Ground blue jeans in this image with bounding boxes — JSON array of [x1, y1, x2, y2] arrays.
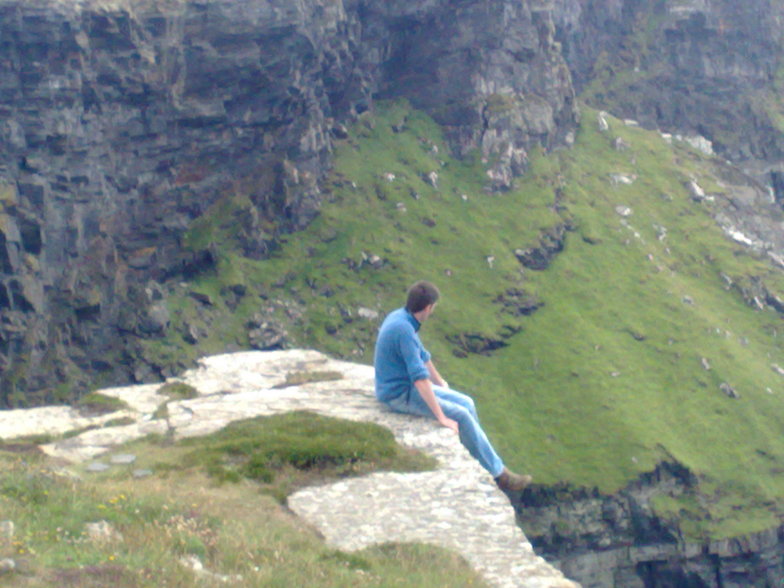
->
[[384, 385, 505, 477]]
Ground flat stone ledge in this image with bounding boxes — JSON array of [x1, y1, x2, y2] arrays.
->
[[0, 349, 578, 587]]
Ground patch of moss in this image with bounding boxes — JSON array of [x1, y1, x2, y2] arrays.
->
[[178, 411, 436, 494], [102, 416, 137, 428], [274, 370, 343, 388], [157, 382, 200, 400], [74, 392, 130, 416], [151, 403, 170, 421]]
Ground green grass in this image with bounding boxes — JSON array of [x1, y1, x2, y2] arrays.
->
[[75, 393, 130, 416], [156, 382, 199, 400], [0, 415, 478, 587], [172, 411, 436, 500], [137, 99, 784, 542]]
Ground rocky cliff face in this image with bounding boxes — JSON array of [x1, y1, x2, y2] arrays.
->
[[553, 0, 784, 187], [514, 463, 784, 587], [0, 0, 577, 403]]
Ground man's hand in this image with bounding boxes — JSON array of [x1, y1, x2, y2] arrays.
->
[[414, 378, 459, 434], [438, 416, 459, 434]]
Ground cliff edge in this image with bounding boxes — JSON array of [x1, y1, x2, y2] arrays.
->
[[0, 348, 578, 587]]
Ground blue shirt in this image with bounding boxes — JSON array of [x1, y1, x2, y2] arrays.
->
[[374, 307, 432, 401]]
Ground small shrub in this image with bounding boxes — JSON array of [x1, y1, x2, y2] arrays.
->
[[151, 403, 170, 421], [181, 411, 434, 489], [157, 382, 199, 400], [75, 393, 129, 416], [103, 417, 136, 428], [0, 433, 54, 446], [273, 370, 343, 388]]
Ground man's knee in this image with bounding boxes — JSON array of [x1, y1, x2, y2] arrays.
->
[[449, 405, 477, 426]]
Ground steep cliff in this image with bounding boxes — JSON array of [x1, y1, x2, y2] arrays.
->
[[553, 0, 784, 185], [0, 0, 577, 403]]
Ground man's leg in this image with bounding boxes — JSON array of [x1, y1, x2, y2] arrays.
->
[[385, 386, 504, 477]]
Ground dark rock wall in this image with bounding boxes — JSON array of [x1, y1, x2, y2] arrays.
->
[[514, 463, 784, 587], [553, 0, 784, 167], [0, 0, 576, 403]]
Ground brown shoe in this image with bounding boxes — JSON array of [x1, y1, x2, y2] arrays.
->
[[495, 468, 532, 492]]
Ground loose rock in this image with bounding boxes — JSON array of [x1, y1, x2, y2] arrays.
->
[[0, 521, 13, 539], [85, 520, 123, 543], [720, 382, 740, 399], [0, 559, 15, 574], [110, 454, 137, 465], [86, 462, 110, 473]]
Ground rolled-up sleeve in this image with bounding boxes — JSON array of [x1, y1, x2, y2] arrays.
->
[[399, 329, 430, 382]]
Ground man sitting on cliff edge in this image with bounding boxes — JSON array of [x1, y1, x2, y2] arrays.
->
[[374, 280, 532, 492]]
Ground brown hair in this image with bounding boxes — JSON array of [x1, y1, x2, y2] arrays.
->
[[405, 281, 440, 313]]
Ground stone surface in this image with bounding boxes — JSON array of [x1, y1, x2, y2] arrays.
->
[[109, 453, 137, 465], [1, 349, 577, 588], [86, 462, 110, 473], [85, 520, 123, 543], [0, 521, 13, 539]]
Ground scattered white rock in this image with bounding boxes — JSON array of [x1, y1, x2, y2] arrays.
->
[[726, 227, 755, 247], [610, 173, 636, 185], [460, 194, 469, 201], [85, 520, 123, 543], [720, 382, 740, 399], [597, 111, 609, 132], [382, 172, 396, 182], [684, 135, 714, 156], [687, 180, 706, 201], [86, 462, 110, 473], [660, 132, 673, 144], [701, 357, 711, 371], [486, 255, 495, 268], [615, 205, 633, 217], [772, 364, 784, 377], [360, 252, 384, 269], [0, 521, 14, 539], [357, 307, 379, 320], [396, 202, 407, 212], [623, 119, 639, 127], [653, 224, 667, 241], [425, 171, 439, 189], [0, 559, 15, 573], [180, 555, 242, 584], [110, 454, 137, 465], [683, 295, 694, 305], [612, 137, 630, 151], [768, 252, 784, 269]]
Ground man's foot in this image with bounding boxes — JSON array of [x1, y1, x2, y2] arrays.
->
[[495, 468, 532, 492]]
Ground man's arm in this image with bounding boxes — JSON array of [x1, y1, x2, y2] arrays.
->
[[426, 359, 448, 389], [414, 378, 459, 433]]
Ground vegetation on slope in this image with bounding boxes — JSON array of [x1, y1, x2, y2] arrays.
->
[[0, 414, 479, 587], [141, 99, 784, 542]]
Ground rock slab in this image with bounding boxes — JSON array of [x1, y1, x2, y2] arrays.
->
[[0, 349, 578, 587]]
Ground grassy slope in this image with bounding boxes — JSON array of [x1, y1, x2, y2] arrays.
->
[[151, 99, 784, 542]]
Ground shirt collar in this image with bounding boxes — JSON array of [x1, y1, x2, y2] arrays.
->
[[404, 308, 421, 332]]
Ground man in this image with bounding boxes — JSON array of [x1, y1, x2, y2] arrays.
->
[[374, 280, 532, 492]]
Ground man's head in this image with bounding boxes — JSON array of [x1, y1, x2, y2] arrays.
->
[[406, 281, 440, 318]]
